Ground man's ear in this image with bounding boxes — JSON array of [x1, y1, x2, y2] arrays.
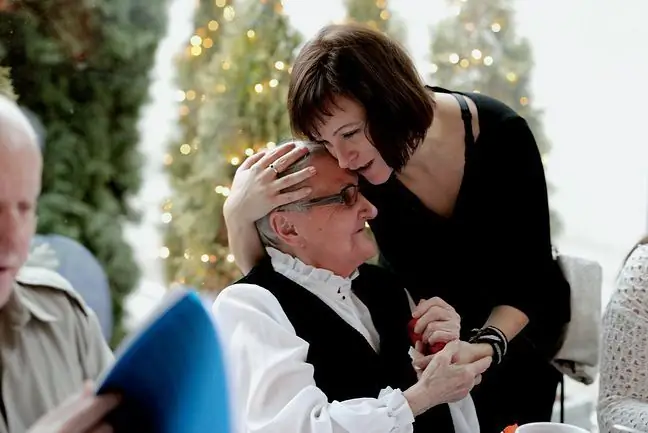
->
[[269, 212, 301, 246]]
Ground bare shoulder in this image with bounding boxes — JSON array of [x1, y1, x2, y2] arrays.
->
[[434, 91, 480, 142], [15, 266, 91, 318]]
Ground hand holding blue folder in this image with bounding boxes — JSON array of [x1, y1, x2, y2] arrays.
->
[[96, 290, 231, 433]]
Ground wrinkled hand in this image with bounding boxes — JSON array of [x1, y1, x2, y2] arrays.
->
[[412, 297, 460, 346], [407, 341, 491, 414], [223, 143, 316, 223], [27, 382, 119, 433]]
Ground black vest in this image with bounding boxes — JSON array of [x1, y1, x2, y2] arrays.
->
[[237, 258, 455, 432]]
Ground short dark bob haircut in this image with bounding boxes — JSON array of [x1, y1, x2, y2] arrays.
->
[[287, 23, 435, 172]]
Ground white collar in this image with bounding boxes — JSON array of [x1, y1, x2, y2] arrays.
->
[[266, 247, 359, 298]]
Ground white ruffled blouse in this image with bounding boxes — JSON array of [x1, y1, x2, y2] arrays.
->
[[212, 247, 479, 433]]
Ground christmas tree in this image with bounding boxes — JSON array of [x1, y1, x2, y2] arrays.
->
[[162, 0, 235, 291], [344, 0, 406, 43], [0, 0, 167, 346], [429, 0, 561, 235], [162, 0, 301, 292]]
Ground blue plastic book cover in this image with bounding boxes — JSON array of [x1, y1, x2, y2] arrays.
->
[[96, 290, 231, 433]]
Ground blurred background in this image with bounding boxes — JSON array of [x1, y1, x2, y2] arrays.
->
[[2, 0, 647, 430]]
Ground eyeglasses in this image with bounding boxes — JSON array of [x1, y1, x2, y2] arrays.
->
[[279, 184, 359, 211]]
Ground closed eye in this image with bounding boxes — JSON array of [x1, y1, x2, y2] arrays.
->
[[342, 129, 359, 139]]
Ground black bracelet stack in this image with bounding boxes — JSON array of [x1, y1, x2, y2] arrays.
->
[[468, 326, 508, 365]]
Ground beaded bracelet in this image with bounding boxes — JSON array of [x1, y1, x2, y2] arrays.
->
[[468, 325, 509, 365]]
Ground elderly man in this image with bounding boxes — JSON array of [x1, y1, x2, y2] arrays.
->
[[213, 141, 491, 433], [0, 95, 118, 433]]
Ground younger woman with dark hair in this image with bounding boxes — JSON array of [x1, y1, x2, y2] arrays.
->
[[224, 23, 570, 433]]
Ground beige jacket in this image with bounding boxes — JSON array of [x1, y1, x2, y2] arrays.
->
[[0, 267, 113, 433]]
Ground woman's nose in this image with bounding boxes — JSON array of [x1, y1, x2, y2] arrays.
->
[[334, 143, 357, 169]]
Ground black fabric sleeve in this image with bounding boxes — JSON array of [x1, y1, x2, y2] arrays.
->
[[487, 115, 556, 325]]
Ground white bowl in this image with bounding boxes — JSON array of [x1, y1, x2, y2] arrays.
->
[[516, 422, 589, 433]]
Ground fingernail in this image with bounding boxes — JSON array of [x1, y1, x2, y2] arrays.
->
[[308, 167, 316, 174]]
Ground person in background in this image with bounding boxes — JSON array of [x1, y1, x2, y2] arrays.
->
[[0, 94, 118, 433], [213, 141, 490, 433], [223, 23, 571, 433], [598, 236, 648, 432]]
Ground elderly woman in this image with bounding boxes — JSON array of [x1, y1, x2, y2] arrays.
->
[[213, 142, 491, 433], [598, 237, 648, 432]]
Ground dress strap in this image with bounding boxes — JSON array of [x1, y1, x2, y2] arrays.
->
[[450, 93, 475, 160]]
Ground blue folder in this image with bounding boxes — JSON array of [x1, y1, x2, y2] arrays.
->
[[96, 290, 231, 433]]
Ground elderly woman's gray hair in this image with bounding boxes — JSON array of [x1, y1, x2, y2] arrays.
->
[[255, 140, 328, 249]]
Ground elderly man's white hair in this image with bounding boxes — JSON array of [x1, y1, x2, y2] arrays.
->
[[255, 140, 328, 249], [0, 94, 39, 150]]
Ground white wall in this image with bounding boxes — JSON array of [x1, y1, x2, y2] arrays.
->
[[515, 0, 648, 303]]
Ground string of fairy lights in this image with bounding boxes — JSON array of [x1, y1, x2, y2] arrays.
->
[[430, 2, 530, 108], [159, 1, 239, 274], [357, 0, 391, 30], [158, 0, 536, 285]]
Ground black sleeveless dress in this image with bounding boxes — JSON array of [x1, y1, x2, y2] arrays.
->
[[361, 86, 571, 433]]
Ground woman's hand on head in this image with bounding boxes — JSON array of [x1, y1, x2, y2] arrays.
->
[[224, 143, 316, 223]]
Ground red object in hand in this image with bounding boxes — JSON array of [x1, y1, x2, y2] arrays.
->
[[408, 318, 446, 355]]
